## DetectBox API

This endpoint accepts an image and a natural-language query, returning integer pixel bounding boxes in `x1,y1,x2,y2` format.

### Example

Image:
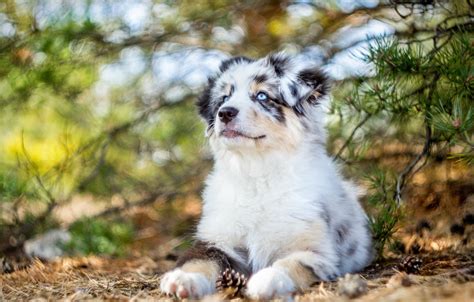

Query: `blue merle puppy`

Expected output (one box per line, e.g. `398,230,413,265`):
160,53,373,300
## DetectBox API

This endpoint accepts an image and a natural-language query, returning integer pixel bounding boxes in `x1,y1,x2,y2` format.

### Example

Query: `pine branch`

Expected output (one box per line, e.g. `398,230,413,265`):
19,133,58,214
0,134,63,254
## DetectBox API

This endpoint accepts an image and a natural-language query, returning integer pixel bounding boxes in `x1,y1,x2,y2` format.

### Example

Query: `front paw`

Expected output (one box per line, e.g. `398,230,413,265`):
160,268,214,299
246,267,295,300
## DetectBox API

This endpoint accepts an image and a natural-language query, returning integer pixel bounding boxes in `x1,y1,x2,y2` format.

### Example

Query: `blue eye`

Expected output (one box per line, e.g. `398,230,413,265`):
256,92,268,102
222,95,229,102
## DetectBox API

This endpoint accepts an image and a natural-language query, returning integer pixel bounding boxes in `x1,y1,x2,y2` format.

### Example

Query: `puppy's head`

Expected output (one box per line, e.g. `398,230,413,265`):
198,53,329,154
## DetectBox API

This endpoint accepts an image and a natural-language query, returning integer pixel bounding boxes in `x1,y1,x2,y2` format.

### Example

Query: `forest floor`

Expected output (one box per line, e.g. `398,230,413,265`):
1,249,474,301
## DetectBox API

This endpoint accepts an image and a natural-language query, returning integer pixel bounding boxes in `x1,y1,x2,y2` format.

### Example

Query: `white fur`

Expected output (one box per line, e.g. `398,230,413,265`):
197,141,372,273
246,266,295,300
160,268,214,299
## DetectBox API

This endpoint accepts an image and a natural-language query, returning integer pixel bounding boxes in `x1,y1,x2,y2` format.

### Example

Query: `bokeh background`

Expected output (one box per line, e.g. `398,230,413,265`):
0,0,472,264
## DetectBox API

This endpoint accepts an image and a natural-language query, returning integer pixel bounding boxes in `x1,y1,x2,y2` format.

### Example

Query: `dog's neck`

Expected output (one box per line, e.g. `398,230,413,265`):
213,140,327,180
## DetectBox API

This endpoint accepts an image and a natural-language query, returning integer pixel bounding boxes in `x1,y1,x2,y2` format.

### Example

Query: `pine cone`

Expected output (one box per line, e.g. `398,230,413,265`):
216,268,248,298
398,256,423,274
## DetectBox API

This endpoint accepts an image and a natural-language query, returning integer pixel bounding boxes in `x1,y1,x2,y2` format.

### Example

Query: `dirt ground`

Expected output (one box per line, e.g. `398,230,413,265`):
1,248,473,301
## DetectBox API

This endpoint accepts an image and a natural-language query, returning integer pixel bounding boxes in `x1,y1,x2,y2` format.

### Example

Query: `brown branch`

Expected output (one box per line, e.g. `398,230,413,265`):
394,127,431,204
394,74,440,204
469,0,474,9
42,98,188,183
80,166,207,222
88,190,181,221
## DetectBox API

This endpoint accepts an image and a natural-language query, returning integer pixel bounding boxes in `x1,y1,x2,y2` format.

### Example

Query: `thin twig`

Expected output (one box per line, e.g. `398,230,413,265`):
394,122,431,204
76,140,110,191
334,113,373,160
20,132,56,206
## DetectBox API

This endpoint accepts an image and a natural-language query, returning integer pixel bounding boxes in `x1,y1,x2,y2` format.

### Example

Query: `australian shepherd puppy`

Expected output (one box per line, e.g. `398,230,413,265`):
160,53,373,300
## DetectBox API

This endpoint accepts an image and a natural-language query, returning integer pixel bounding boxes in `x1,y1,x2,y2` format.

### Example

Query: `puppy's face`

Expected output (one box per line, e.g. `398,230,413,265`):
198,54,328,154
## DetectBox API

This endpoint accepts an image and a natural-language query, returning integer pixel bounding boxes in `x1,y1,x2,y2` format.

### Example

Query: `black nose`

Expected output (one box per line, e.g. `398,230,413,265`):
218,107,239,124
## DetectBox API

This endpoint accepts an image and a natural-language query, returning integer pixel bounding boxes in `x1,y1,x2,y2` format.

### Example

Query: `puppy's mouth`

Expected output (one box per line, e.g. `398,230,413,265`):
220,129,266,140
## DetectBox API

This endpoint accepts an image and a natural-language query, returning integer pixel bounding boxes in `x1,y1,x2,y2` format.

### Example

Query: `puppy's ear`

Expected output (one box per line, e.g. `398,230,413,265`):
266,52,291,77
265,53,329,114
290,67,329,116
197,77,216,126
296,67,329,106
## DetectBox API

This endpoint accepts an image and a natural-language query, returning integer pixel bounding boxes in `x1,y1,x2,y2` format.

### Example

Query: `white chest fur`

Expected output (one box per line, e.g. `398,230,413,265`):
196,146,347,272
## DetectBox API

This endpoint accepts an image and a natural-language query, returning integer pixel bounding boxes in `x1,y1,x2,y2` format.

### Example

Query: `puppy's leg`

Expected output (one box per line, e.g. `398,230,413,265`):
160,241,240,299
246,251,338,300
160,259,218,299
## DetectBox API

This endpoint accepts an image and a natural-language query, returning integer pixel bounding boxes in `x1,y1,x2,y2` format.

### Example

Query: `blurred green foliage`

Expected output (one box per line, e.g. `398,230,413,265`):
0,170,31,201
65,218,134,256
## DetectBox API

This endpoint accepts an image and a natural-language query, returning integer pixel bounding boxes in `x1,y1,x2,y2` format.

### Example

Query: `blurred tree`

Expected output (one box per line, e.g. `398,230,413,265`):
0,0,472,256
